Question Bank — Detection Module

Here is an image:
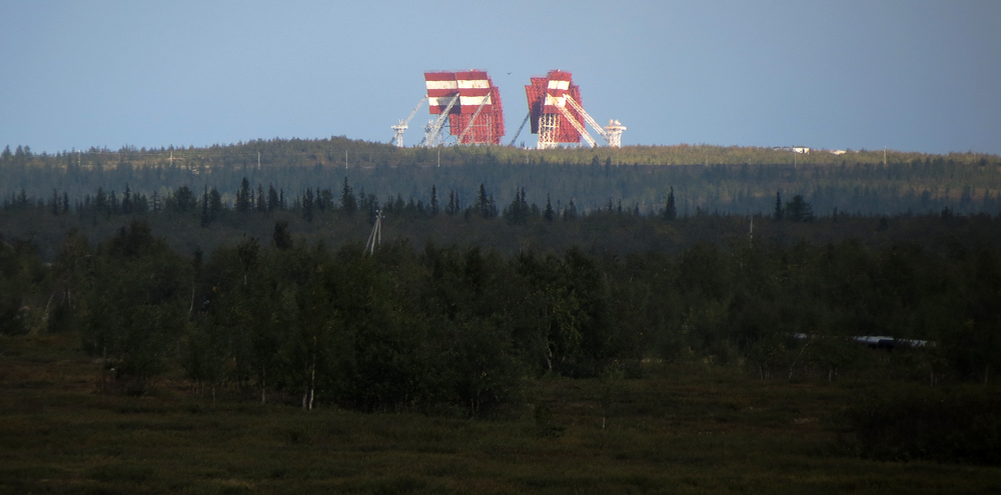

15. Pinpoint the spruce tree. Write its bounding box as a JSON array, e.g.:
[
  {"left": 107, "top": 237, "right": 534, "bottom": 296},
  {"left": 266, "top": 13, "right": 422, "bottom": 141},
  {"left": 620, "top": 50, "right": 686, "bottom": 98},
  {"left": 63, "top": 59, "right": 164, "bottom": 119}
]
[
  {"left": 341, "top": 177, "right": 357, "bottom": 215},
  {"left": 774, "top": 190, "right": 784, "bottom": 221},
  {"left": 785, "top": 195, "right": 813, "bottom": 222},
  {"left": 201, "top": 185, "right": 210, "bottom": 227},
  {"left": 664, "top": 187, "right": 677, "bottom": 220},
  {"left": 303, "top": 188, "right": 314, "bottom": 222},
  {"left": 430, "top": 185, "right": 439, "bottom": 216},
  {"left": 236, "top": 177, "right": 251, "bottom": 213},
  {"left": 256, "top": 184, "right": 266, "bottom": 212},
  {"left": 267, "top": 185, "right": 279, "bottom": 212}
]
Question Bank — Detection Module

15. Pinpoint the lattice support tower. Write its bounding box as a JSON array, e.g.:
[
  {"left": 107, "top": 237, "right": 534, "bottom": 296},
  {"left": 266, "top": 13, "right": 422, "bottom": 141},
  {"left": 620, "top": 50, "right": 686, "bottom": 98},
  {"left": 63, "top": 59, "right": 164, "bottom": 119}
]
[
  {"left": 422, "top": 94, "right": 459, "bottom": 147},
  {"left": 603, "top": 120, "right": 627, "bottom": 148},
  {"left": 365, "top": 210, "right": 383, "bottom": 254},
  {"left": 524, "top": 70, "right": 584, "bottom": 149},
  {"left": 554, "top": 101, "right": 596, "bottom": 147},
  {"left": 392, "top": 95, "right": 428, "bottom": 147},
  {"left": 524, "top": 70, "right": 626, "bottom": 148}
]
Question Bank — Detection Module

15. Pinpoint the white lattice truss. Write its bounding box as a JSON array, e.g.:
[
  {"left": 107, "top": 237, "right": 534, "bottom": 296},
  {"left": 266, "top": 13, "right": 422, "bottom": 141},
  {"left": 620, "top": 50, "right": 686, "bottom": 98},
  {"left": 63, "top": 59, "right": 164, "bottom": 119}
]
[
  {"left": 536, "top": 113, "right": 560, "bottom": 150},
  {"left": 422, "top": 94, "right": 460, "bottom": 147}
]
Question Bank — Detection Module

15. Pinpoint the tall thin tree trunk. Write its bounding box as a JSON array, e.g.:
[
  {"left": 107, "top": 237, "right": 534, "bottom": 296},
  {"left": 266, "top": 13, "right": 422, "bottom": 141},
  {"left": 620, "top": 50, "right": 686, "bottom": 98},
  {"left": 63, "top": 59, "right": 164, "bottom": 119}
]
[
  {"left": 188, "top": 285, "right": 195, "bottom": 320},
  {"left": 261, "top": 365, "right": 267, "bottom": 404},
  {"left": 788, "top": 339, "right": 811, "bottom": 380},
  {"left": 41, "top": 292, "right": 55, "bottom": 329},
  {"left": 308, "top": 364, "right": 316, "bottom": 410},
  {"left": 307, "top": 337, "right": 317, "bottom": 410}
]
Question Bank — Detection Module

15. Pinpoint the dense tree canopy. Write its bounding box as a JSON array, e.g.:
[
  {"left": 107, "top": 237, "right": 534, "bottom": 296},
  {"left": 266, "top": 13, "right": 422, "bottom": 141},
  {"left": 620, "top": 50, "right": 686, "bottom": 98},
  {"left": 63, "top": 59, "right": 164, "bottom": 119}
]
[{"left": 4, "top": 211, "right": 1001, "bottom": 414}]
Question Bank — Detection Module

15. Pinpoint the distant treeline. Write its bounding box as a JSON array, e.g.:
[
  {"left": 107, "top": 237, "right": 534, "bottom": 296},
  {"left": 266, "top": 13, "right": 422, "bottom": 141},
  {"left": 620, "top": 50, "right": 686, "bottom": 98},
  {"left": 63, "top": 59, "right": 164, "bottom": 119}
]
[
  {"left": 6, "top": 177, "right": 1001, "bottom": 264},
  {"left": 3, "top": 137, "right": 1001, "bottom": 216}
]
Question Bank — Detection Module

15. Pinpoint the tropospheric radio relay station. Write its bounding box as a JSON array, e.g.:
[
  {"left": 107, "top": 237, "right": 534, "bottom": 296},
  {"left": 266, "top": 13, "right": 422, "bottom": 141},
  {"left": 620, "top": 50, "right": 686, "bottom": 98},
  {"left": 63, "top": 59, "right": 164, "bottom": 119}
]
[{"left": 392, "top": 69, "right": 624, "bottom": 149}]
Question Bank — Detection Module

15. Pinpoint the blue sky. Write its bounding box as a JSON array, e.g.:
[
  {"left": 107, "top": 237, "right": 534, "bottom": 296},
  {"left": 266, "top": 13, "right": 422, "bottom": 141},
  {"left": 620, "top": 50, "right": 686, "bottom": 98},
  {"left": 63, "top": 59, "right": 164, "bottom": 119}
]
[{"left": 2, "top": 1, "right": 999, "bottom": 155}]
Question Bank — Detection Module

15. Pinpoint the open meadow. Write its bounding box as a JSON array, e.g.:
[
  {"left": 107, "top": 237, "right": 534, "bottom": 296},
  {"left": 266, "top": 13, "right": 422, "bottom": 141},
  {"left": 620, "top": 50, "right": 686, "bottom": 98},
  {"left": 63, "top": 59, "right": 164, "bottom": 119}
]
[{"left": 2, "top": 332, "right": 999, "bottom": 494}]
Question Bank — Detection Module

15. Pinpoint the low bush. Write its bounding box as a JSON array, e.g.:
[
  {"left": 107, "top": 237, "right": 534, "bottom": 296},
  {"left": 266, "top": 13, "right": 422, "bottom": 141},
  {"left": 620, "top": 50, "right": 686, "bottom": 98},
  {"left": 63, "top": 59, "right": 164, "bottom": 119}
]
[{"left": 842, "top": 387, "right": 1001, "bottom": 465}]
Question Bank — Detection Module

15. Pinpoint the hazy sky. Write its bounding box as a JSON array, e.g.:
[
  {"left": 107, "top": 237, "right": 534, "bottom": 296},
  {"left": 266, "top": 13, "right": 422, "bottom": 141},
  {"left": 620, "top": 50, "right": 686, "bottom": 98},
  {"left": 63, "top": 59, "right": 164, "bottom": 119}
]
[{"left": 3, "top": 1, "right": 999, "bottom": 155}]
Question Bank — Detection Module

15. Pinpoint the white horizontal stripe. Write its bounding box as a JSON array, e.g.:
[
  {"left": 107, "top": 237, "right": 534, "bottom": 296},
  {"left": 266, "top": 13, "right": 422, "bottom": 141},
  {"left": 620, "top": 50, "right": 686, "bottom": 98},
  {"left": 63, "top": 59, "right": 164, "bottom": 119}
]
[
  {"left": 457, "top": 80, "right": 490, "bottom": 89},
  {"left": 544, "top": 95, "right": 566, "bottom": 107},
  {"left": 460, "top": 95, "right": 492, "bottom": 106},
  {"left": 547, "top": 80, "right": 570, "bottom": 90},
  {"left": 426, "top": 80, "right": 458, "bottom": 90}
]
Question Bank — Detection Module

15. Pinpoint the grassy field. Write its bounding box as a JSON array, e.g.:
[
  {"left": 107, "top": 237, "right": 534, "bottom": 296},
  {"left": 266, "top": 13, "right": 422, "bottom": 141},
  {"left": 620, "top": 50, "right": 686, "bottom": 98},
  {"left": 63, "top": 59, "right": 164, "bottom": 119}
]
[{"left": 2, "top": 333, "right": 998, "bottom": 494}]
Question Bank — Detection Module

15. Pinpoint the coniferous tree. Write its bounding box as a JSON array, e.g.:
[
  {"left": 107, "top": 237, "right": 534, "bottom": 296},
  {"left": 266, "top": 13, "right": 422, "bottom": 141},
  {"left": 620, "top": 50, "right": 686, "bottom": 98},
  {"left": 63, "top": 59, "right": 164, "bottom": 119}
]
[
  {"left": 201, "top": 185, "right": 211, "bottom": 227},
  {"left": 267, "top": 185, "right": 280, "bottom": 212},
  {"left": 317, "top": 188, "right": 333, "bottom": 212},
  {"left": 564, "top": 199, "right": 578, "bottom": 221},
  {"left": 168, "top": 186, "right": 197, "bottom": 214},
  {"left": 94, "top": 188, "right": 108, "bottom": 214},
  {"left": 664, "top": 187, "right": 677, "bottom": 220},
  {"left": 209, "top": 187, "right": 222, "bottom": 218},
  {"left": 430, "top": 185, "right": 439, "bottom": 216},
  {"left": 121, "top": 184, "right": 132, "bottom": 214},
  {"left": 473, "top": 184, "right": 497, "bottom": 219},
  {"left": 446, "top": 191, "right": 460, "bottom": 215},
  {"left": 303, "top": 188, "right": 314, "bottom": 222},
  {"left": 774, "top": 190, "right": 784, "bottom": 221},
  {"left": 236, "top": 177, "right": 251, "bottom": 213},
  {"left": 785, "top": 194, "right": 814, "bottom": 222},
  {"left": 256, "top": 184, "right": 266, "bottom": 212},
  {"left": 341, "top": 177, "right": 357, "bottom": 215},
  {"left": 502, "top": 187, "right": 529, "bottom": 224}
]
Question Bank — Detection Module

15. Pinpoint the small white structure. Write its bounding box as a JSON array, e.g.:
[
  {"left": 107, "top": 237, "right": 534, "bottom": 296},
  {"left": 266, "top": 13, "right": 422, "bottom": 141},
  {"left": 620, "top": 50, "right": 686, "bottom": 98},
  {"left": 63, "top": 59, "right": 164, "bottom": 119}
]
[{"left": 603, "top": 120, "right": 627, "bottom": 148}]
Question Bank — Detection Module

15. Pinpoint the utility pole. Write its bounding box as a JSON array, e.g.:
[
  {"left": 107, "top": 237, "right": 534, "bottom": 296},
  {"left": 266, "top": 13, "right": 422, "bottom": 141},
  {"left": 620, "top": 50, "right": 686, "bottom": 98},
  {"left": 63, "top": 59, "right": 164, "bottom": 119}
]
[{"left": 365, "top": 210, "right": 383, "bottom": 255}]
